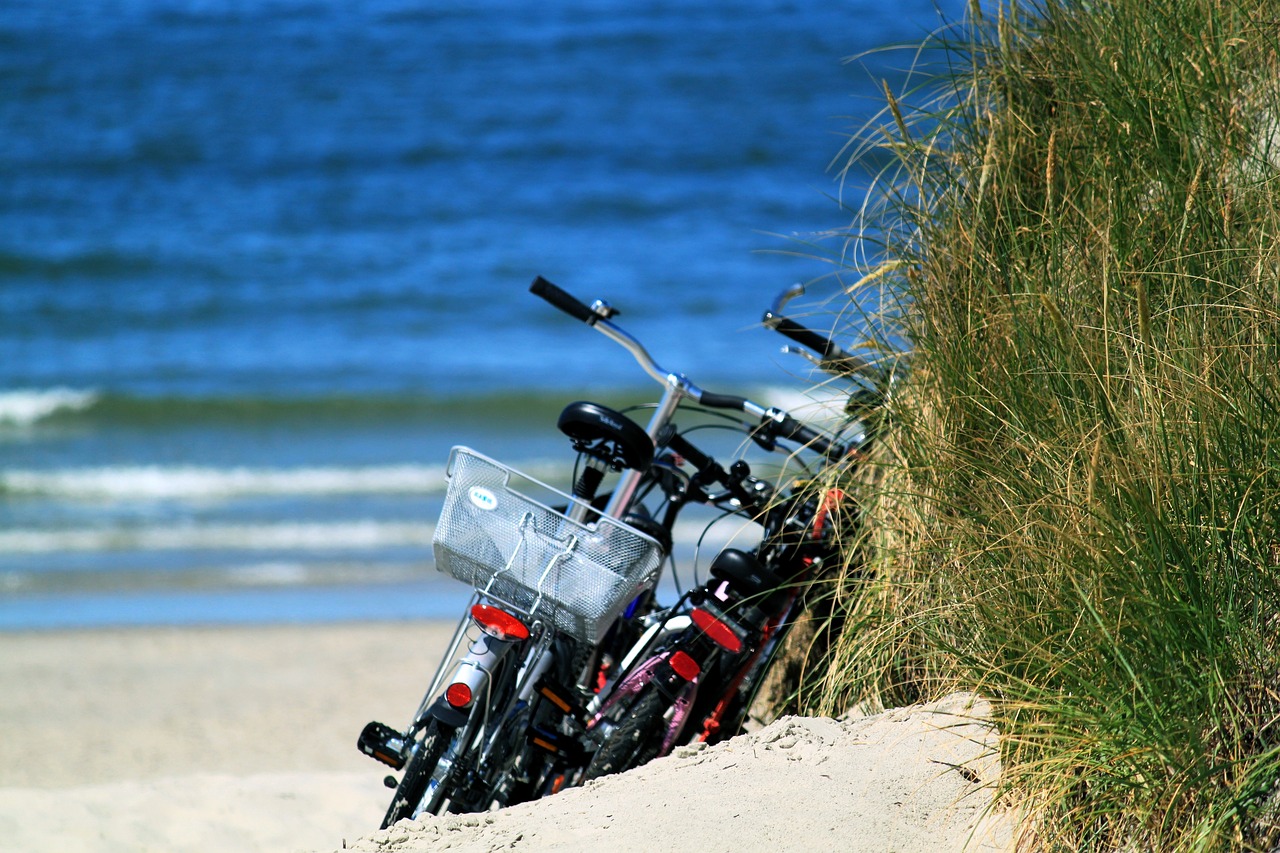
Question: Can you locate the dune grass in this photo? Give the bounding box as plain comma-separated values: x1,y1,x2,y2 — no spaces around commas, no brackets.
806,1,1280,848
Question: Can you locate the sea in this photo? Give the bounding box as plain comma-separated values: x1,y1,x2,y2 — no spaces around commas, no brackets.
0,0,960,630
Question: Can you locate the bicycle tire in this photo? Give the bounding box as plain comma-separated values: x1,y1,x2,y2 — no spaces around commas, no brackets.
381,719,450,828
449,703,533,812
697,630,789,743
451,635,582,811
584,687,667,780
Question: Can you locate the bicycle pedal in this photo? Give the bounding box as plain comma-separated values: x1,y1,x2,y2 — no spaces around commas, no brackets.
358,721,408,770
535,675,587,726
528,726,585,762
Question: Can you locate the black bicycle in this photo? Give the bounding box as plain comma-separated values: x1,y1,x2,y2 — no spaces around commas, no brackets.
357,277,887,824
551,283,892,787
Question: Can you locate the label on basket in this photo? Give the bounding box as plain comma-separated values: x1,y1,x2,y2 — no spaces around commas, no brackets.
468,486,498,511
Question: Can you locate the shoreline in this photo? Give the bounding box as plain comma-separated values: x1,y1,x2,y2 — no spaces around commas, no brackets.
0,581,472,634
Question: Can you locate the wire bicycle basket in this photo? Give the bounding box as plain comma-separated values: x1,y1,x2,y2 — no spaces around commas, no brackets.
433,447,664,644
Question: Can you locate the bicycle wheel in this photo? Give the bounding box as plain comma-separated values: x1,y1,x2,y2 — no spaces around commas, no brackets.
381,719,451,828
446,702,534,813
584,687,668,780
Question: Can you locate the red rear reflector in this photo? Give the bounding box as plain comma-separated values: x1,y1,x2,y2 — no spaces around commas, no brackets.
668,650,701,681
470,604,530,641
691,608,744,654
445,682,473,708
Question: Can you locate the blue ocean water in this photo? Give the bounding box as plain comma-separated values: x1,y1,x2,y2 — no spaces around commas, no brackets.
0,0,958,629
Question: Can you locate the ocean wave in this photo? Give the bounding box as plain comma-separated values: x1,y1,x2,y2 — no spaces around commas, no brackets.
0,559,439,596
0,520,436,554
0,512,756,559
0,247,159,279
669,516,764,552
748,383,856,427
0,464,452,501
0,388,613,430
0,387,100,426
0,384,847,435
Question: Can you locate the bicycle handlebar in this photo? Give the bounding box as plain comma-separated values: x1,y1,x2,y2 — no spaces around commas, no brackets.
761,312,844,360
694,391,842,458
759,283,883,380
529,276,850,460
761,309,875,379
772,411,832,453
531,276,599,325
665,430,723,485
666,429,774,513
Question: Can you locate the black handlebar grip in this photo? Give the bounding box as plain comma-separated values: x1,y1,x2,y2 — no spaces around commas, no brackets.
530,276,598,325
776,413,842,458
696,391,748,412
762,312,876,380
762,311,848,360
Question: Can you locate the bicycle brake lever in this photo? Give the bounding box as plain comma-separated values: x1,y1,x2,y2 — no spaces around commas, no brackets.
769,283,806,315
780,345,822,367
748,424,777,453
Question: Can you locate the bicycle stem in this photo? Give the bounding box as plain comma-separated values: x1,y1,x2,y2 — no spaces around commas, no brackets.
589,311,770,521
601,365,685,521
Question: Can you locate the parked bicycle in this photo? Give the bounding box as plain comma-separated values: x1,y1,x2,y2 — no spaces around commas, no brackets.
358,276,893,826
539,284,890,787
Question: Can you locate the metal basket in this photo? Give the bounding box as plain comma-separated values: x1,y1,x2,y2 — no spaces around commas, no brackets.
432,447,663,644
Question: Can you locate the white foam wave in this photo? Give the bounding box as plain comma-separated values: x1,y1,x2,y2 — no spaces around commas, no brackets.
223,561,428,587
0,520,435,554
1,464,451,501
0,387,99,426
750,383,851,429
0,515,755,559
669,516,764,552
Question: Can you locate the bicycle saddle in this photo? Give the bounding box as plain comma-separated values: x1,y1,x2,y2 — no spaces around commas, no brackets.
557,401,653,473
709,548,782,597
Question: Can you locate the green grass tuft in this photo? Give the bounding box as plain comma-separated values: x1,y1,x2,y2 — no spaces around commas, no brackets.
806,1,1280,849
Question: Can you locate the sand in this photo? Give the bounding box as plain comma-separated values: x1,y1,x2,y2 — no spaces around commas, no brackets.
0,623,1013,852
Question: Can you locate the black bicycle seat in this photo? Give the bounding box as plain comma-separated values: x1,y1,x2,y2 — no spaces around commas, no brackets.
557,401,653,473
709,548,782,597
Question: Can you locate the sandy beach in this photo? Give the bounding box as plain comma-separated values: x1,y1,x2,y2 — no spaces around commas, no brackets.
0,622,453,852
0,622,1012,852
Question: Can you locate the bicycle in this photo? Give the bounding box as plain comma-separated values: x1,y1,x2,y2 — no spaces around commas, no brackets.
576,427,877,780
527,285,893,785
358,277,887,824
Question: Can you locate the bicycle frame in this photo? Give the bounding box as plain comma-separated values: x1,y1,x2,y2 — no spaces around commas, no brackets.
580,481,840,776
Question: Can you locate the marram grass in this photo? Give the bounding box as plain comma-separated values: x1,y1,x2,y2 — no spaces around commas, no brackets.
803,1,1280,849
